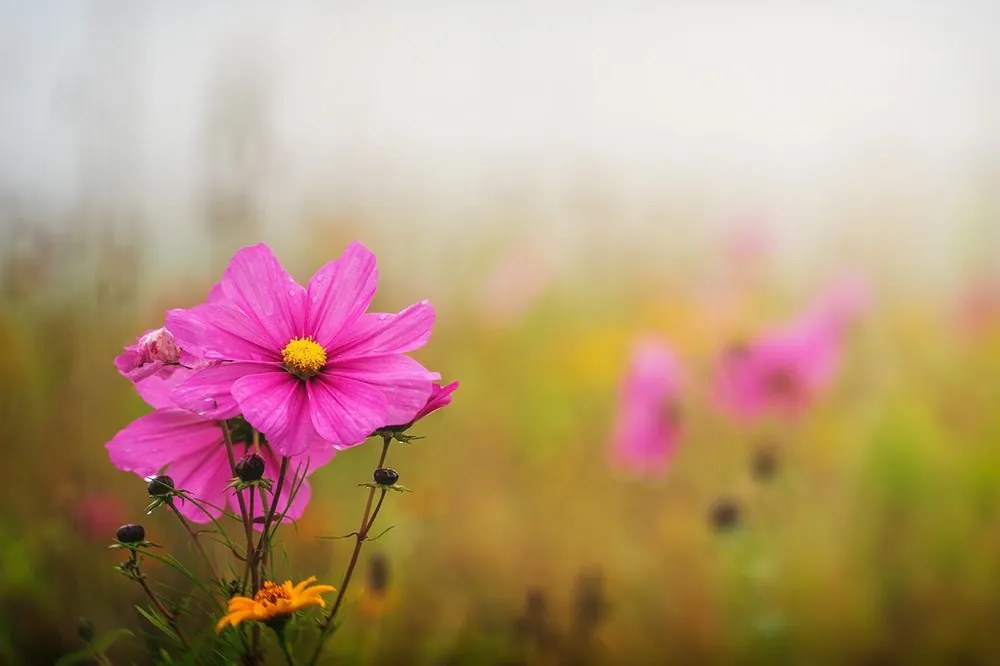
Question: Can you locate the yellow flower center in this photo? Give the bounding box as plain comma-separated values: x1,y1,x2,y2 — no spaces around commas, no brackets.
254,581,292,607
281,337,327,378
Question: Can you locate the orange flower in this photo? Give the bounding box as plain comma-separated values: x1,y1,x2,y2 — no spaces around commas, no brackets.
216,577,335,632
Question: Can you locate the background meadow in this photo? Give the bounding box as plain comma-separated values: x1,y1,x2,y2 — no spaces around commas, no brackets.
3,2,1000,664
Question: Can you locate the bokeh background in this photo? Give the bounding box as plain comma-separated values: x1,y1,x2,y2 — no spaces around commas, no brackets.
3,1,1000,663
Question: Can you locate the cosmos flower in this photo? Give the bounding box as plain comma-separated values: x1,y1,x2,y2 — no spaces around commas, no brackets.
165,242,438,456
215,577,335,631
610,340,683,476
802,272,871,336
714,317,841,420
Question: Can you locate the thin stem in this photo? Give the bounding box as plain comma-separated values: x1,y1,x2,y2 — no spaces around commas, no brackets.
222,421,258,594
254,456,289,584
277,629,297,666
168,503,218,582
308,435,392,666
364,490,389,535
136,574,189,649
179,494,241,551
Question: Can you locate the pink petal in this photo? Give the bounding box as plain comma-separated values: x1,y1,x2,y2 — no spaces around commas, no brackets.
171,362,277,419
106,408,223,475
106,409,233,522
307,373,389,449
414,381,460,421
306,241,378,348
167,302,277,362
324,354,437,430
167,446,233,523
332,300,435,360
219,244,307,347
231,371,325,456
133,367,195,410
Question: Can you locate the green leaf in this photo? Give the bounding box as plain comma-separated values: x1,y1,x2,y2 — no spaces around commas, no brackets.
135,605,180,644
54,647,96,666
89,628,134,655
55,629,133,665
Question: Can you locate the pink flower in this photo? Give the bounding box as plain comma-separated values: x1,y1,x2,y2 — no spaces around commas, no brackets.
165,242,438,456
610,341,683,476
802,273,871,335
411,381,459,423
714,318,841,420
73,492,128,541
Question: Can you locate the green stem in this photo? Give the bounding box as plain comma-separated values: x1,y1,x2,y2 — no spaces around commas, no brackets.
277,627,297,666
222,421,258,594
308,435,392,666
254,456,289,585
136,572,190,649
168,502,218,582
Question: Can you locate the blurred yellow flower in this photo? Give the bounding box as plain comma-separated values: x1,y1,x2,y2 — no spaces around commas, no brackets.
215,577,335,632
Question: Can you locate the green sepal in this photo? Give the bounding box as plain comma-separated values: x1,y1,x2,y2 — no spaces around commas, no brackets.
357,482,412,493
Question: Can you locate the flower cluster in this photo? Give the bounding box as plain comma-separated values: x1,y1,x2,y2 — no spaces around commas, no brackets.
610,275,870,478
101,242,457,663
107,242,457,524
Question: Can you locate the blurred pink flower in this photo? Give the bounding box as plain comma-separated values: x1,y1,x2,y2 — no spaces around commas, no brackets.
725,212,773,266
478,242,554,328
106,408,331,525
73,492,128,541
610,341,683,476
714,319,841,420
165,242,438,456
714,275,868,421
802,272,871,335
956,275,1000,339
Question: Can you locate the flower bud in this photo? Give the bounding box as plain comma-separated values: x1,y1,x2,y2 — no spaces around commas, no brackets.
235,453,266,482
138,327,181,364
373,468,399,486
750,445,778,482
77,618,95,643
147,475,175,496
708,497,741,532
116,523,145,543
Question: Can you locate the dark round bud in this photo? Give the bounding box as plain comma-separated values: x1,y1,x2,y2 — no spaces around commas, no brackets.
77,618,95,643
147,475,175,496
708,497,741,532
750,446,779,482
368,553,391,593
116,523,145,543
235,453,266,482
373,468,399,486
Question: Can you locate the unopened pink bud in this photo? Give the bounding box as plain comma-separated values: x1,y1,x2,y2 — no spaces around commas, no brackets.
138,328,181,364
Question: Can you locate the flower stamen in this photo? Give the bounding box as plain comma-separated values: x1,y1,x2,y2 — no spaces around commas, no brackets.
282,337,327,378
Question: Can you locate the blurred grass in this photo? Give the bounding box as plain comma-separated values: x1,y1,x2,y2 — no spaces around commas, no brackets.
2,228,1000,665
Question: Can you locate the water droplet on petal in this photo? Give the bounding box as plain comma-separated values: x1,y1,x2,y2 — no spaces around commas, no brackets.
377,314,389,321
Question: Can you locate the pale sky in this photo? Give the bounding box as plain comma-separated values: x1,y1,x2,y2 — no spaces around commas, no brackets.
1,1,998,285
